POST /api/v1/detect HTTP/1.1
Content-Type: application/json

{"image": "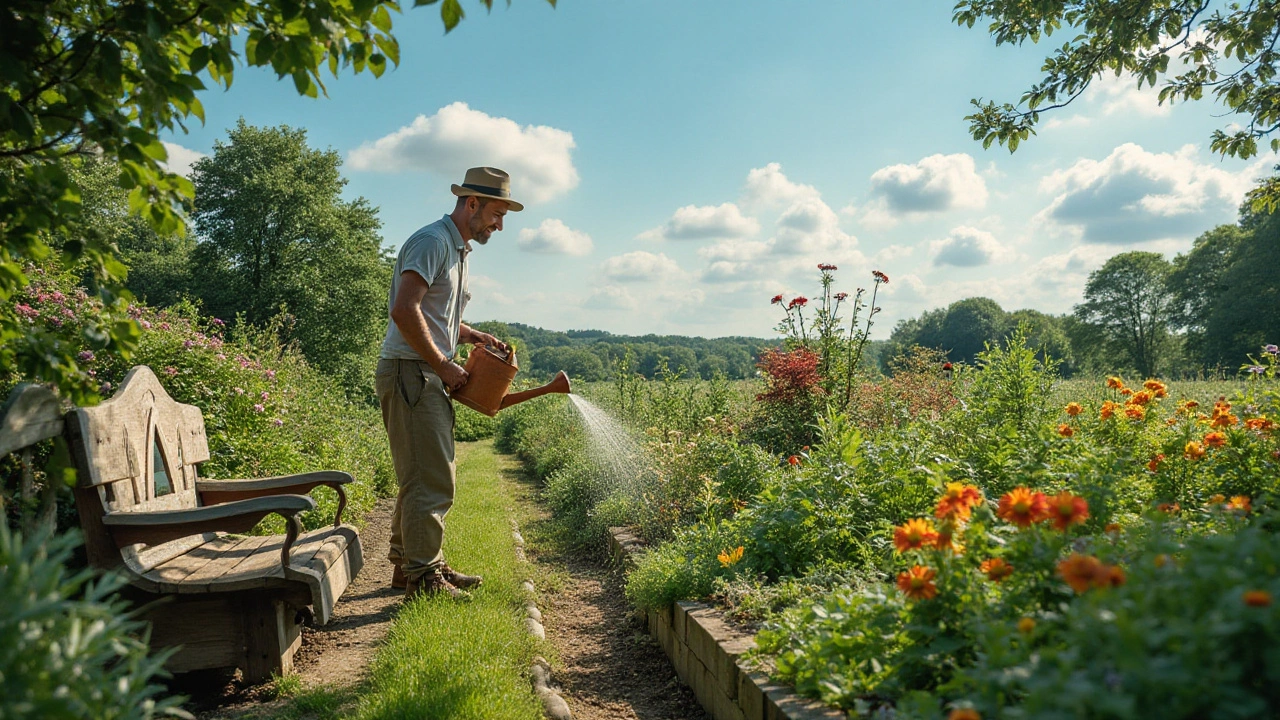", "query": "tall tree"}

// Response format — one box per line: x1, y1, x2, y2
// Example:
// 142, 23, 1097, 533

1075, 251, 1175, 378
1167, 224, 1247, 366
1202, 197, 1280, 365
190, 121, 392, 398
955, 1, 1280, 209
